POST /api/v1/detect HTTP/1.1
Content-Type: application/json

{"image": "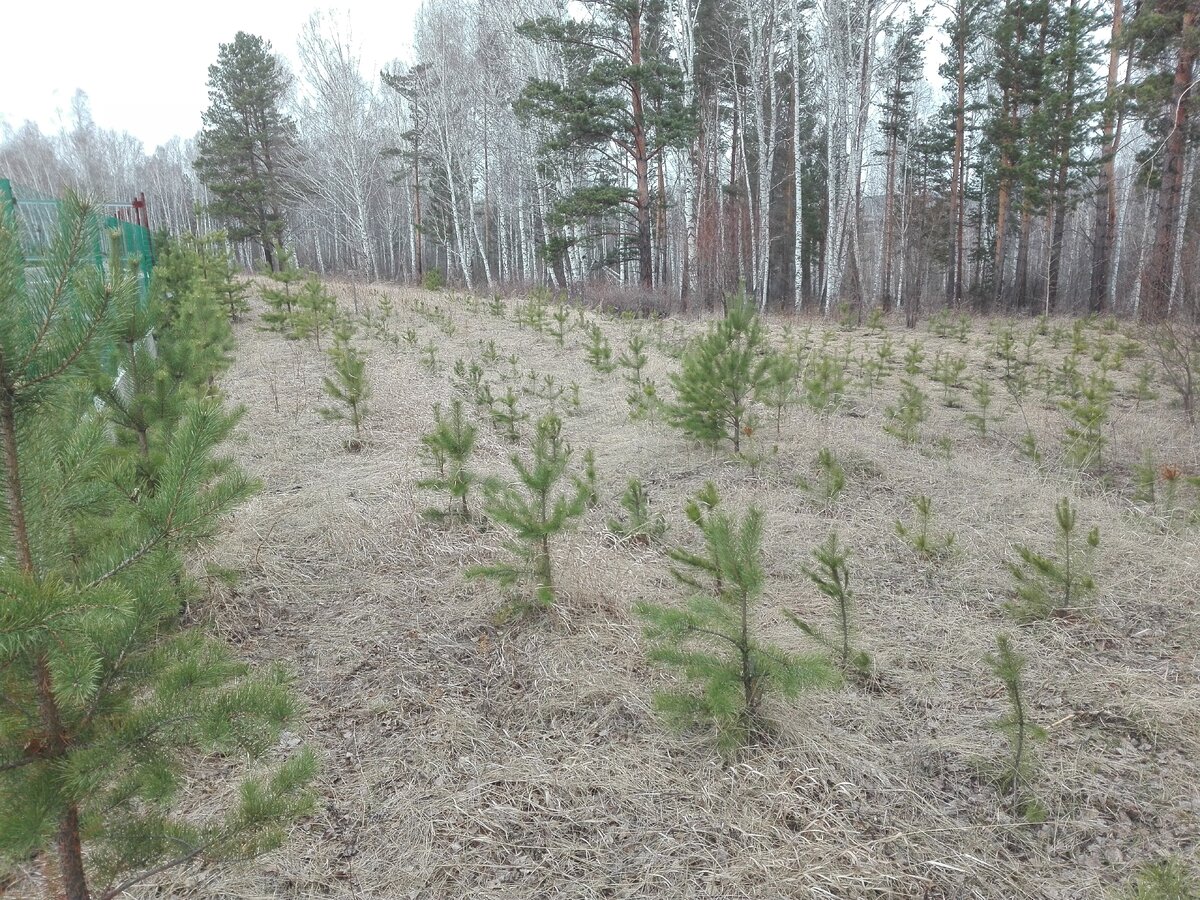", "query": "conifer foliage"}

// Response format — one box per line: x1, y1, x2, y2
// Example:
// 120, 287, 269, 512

667, 295, 770, 452
418, 399, 477, 520
1006, 497, 1100, 621
636, 485, 832, 750
319, 324, 371, 450
788, 533, 872, 677
0, 197, 314, 900
468, 413, 591, 611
